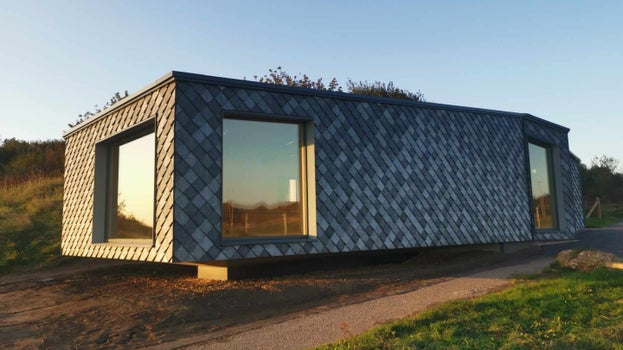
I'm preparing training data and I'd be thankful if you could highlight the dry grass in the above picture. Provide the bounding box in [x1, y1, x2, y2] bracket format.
[0, 176, 68, 273]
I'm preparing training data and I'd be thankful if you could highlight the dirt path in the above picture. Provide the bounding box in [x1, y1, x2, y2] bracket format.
[0, 248, 542, 349]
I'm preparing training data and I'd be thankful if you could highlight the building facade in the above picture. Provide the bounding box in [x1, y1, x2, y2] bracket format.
[62, 71, 584, 264]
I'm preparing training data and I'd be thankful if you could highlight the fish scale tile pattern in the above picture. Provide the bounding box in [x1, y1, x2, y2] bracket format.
[62, 73, 583, 264]
[172, 80, 578, 262]
[62, 82, 176, 262]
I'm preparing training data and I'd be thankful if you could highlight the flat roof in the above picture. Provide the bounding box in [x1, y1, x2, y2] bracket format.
[64, 71, 570, 137]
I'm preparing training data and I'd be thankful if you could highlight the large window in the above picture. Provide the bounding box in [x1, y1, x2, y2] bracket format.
[222, 117, 307, 239]
[528, 142, 558, 230]
[103, 128, 155, 241]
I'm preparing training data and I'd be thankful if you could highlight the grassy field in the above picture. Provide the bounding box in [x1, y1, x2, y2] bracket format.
[319, 267, 623, 350]
[0, 176, 67, 273]
[585, 203, 623, 228]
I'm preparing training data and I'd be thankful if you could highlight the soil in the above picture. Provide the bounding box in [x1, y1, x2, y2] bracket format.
[0, 247, 542, 349]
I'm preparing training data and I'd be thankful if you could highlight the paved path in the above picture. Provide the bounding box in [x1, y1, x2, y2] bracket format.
[156, 223, 622, 350]
[540, 221, 623, 257]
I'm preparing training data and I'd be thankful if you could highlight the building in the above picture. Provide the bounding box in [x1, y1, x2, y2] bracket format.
[62, 71, 584, 279]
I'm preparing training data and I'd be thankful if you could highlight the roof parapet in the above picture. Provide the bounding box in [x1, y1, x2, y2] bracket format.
[64, 70, 570, 138]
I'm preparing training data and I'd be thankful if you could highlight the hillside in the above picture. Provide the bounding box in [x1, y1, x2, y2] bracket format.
[0, 176, 65, 273]
[0, 138, 64, 188]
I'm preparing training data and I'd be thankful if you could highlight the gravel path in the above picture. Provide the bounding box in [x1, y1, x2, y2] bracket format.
[147, 223, 623, 350]
[166, 257, 552, 350]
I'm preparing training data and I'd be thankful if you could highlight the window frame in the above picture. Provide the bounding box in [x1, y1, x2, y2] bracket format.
[526, 139, 560, 232]
[93, 118, 157, 246]
[220, 112, 316, 245]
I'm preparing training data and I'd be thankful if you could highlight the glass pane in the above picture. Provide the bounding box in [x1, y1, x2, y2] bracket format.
[222, 118, 304, 238]
[110, 133, 154, 239]
[528, 143, 557, 229]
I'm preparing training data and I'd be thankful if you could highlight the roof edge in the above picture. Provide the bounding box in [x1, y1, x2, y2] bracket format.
[63, 70, 571, 138]
[570, 152, 582, 164]
[171, 71, 570, 133]
[63, 72, 175, 138]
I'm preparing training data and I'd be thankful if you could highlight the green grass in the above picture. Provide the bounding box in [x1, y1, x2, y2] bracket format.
[584, 203, 623, 228]
[0, 176, 67, 273]
[319, 268, 623, 350]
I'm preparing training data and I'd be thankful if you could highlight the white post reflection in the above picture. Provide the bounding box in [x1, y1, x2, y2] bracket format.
[528, 143, 557, 229]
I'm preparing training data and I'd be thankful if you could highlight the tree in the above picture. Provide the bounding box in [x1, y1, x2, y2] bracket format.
[590, 155, 620, 174]
[252, 66, 425, 101]
[0, 138, 65, 188]
[580, 155, 623, 204]
[69, 91, 129, 128]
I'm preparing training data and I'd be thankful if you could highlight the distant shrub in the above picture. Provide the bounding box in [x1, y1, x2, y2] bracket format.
[0, 138, 64, 189]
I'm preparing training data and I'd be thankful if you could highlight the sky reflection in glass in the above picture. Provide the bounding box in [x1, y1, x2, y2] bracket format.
[528, 143, 557, 229]
[222, 118, 303, 237]
[110, 132, 154, 239]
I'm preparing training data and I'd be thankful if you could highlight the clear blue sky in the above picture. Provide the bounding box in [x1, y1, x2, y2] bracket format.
[1, 0, 621, 169]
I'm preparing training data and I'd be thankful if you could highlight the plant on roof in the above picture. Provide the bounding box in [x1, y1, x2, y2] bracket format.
[253, 66, 342, 92]
[252, 66, 425, 102]
[68, 91, 129, 128]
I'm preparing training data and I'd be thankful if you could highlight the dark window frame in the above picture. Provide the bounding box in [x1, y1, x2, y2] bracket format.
[93, 118, 157, 245]
[220, 112, 316, 245]
[526, 139, 559, 231]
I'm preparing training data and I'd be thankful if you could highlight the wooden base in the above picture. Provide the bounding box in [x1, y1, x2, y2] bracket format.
[605, 262, 623, 270]
[197, 265, 230, 280]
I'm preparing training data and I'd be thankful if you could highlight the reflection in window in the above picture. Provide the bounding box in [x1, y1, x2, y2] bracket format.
[528, 143, 557, 229]
[222, 118, 305, 238]
[108, 132, 154, 239]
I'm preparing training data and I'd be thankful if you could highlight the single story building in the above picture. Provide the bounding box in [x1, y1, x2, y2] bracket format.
[62, 71, 584, 279]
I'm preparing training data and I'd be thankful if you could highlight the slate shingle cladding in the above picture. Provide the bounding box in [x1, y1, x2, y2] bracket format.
[172, 75, 582, 262]
[62, 72, 583, 263]
[62, 81, 176, 262]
